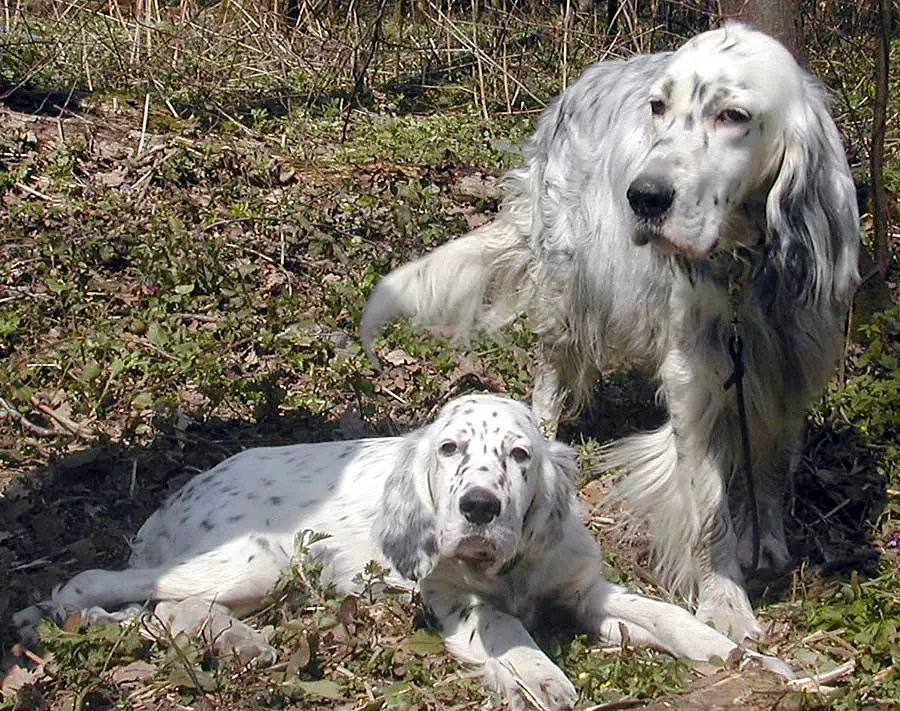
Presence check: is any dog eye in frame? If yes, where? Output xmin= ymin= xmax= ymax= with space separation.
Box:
xmin=510 ymin=446 xmax=530 ymax=463
xmin=650 ymin=99 xmax=666 ymax=117
xmin=439 ymin=440 xmax=458 ymax=456
xmin=717 ymin=108 xmax=751 ymax=124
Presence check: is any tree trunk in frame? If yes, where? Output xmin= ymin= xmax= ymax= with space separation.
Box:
xmin=871 ymin=0 xmax=892 ymax=275
xmin=717 ymin=0 xmax=803 ymax=63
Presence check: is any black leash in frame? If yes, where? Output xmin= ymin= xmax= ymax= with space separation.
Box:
xmin=723 ymin=325 xmax=760 ymax=572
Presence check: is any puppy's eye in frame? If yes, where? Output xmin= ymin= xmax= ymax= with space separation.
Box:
xmin=510 ymin=446 xmax=530 ymax=463
xmin=717 ymin=108 xmax=751 ymax=124
xmin=650 ymin=99 xmax=666 ymax=117
xmin=439 ymin=440 xmax=458 ymax=456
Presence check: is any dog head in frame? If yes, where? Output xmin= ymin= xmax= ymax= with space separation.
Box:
xmin=626 ymin=23 xmax=858 ymax=305
xmin=375 ymin=394 xmax=578 ymax=580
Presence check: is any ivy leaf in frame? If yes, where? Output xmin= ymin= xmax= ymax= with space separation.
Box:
xmin=291 ymin=678 xmax=344 ymax=699
xmin=407 ymin=629 xmax=444 ymax=656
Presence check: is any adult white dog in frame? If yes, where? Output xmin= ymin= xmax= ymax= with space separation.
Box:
xmin=361 ymin=24 xmax=860 ymax=642
xmin=14 ymin=394 xmax=791 ymax=710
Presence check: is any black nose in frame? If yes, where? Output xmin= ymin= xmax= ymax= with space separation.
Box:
xmin=627 ymin=175 xmax=675 ymax=219
xmin=459 ymin=487 xmax=501 ymax=524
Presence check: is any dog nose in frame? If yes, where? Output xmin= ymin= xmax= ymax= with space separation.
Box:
xmin=459 ymin=487 xmax=501 ymax=524
xmin=627 ymin=175 xmax=675 ymax=218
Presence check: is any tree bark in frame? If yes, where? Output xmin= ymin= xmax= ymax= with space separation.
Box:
xmin=871 ymin=0 xmax=892 ymax=274
xmin=717 ymin=0 xmax=803 ymax=63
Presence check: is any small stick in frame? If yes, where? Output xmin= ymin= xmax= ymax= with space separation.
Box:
xmin=14 ymin=181 xmax=57 ymax=202
xmin=0 ymin=396 xmax=57 ymax=437
xmin=137 ymin=93 xmax=150 ymax=156
xmin=31 ymin=399 xmax=94 ymax=440
xmin=787 ymin=659 xmax=856 ymax=691
xmin=129 ymin=459 xmax=138 ymax=498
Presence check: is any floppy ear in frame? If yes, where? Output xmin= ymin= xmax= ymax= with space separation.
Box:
xmin=374 ymin=432 xmax=440 ymax=581
xmin=522 ymin=439 xmax=579 ymax=548
xmin=764 ymin=74 xmax=860 ymax=308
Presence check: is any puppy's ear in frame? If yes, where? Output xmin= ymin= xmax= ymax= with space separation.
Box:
xmin=547 ymin=440 xmax=580 ymax=484
xmin=522 ymin=440 xmax=578 ymax=549
xmin=375 ymin=433 xmax=440 ymax=581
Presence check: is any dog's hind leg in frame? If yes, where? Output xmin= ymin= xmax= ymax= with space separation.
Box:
xmin=50 ymin=534 xmax=292 ymax=619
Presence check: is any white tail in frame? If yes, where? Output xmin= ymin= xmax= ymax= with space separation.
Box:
xmin=604 ymin=423 xmax=703 ymax=600
xmin=361 ymin=215 xmax=532 ymax=368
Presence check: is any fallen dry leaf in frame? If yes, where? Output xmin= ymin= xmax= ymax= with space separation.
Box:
xmin=103 ymin=660 xmax=158 ymax=685
xmin=1 ymin=663 xmax=46 ymax=700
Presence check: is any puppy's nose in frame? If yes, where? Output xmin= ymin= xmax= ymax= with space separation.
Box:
xmin=459 ymin=487 xmax=501 ymax=524
xmin=627 ymin=174 xmax=675 ymax=219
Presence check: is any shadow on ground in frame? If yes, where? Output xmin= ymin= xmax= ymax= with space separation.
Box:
xmin=0 ymin=403 xmax=415 ymax=657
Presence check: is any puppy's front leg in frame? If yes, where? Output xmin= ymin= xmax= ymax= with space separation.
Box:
xmin=426 ymin=589 xmax=577 ymax=711
xmin=580 ymin=577 xmax=794 ymax=679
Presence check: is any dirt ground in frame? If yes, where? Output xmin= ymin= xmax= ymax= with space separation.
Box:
xmin=1 ymin=92 xmax=897 ymax=711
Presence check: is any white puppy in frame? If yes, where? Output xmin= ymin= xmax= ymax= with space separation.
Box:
xmin=15 ymin=394 xmax=792 ymax=710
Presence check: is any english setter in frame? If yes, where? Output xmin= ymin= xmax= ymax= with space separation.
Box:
xmin=14 ymin=394 xmax=791 ymax=710
xmin=361 ymin=24 xmax=861 ymax=642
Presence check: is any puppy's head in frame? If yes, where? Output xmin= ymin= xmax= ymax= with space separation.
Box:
xmin=376 ymin=394 xmax=577 ymax=580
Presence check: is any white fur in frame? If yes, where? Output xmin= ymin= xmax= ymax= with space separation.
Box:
xmin=14 ymin=394 xmax=792 ymax=710
xmin=361 ymin=24 xmax=860 ymax=642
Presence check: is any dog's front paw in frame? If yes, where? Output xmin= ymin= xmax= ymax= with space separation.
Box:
xmin=696 ymin=578 xmax=762 ymax=642
xmin=488 ymin=651 xmax=578 ymax=711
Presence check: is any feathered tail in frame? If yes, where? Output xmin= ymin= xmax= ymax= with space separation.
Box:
xmin=604 ymin=423 xmax=704 ymax=601
xmin=361 ymin=213 xmax=533 ymax=367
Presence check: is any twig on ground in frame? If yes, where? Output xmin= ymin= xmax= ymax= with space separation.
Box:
xmin=129 ymin=458 xmax=138 ymax=498
xmin=10 ymin=558 xmax=53 ymax=572
xmin=0 ymin=396 xmax=57 ymax=438
xmin=787 ymin=659 xmax=856 ymax=692
xmin=583 ymin=699 xmax=644 ymax=711
xmin=14 ymin=182 xmax=58 ymax=202
xmin=137 ymin=92 xmax=150 ymax=156
xmin=377 ymin=385 xmax=409 ymax=406
xmin=30 ymin=397 xmax=95 ymax=440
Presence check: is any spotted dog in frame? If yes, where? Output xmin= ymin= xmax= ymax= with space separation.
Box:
xmin=14 ymin=394 xmax=791 ymax=710
xmin=361 ymin=24 xmax=860 ymax=642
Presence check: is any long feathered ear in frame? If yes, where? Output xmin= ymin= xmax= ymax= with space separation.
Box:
xmin=522 ymin=440 xmax=579 ymax=549
xmin=764 ymin=73 xmax=860 ymax=308
xmin=374 ymin=432 xmax=440 ymax=581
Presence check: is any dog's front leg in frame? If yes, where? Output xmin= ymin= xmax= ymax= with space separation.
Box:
xmin=425 ymin=587 xmax=577 ymax=711
xmin=660 ymin=346 xmax=762 ymax=642
xmin=575 ymin=575 xmax=794 ymax=678
xmin=531 ymin=352 xmax=567 ymax=438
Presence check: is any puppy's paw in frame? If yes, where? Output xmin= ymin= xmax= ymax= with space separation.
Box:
xmin=152 ymin=598 xmax=278 ymax=667
xmin=489 ymin=652 xmax=578 ymax=711
xmin=12 ymin=604 xmax=52 ymax=646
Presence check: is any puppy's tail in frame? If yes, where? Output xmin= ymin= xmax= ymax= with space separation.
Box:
xmin=603 ymin=423 xmax=703 ymax=601
xmin=361 ymin=212 xmax=532 ymax=368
